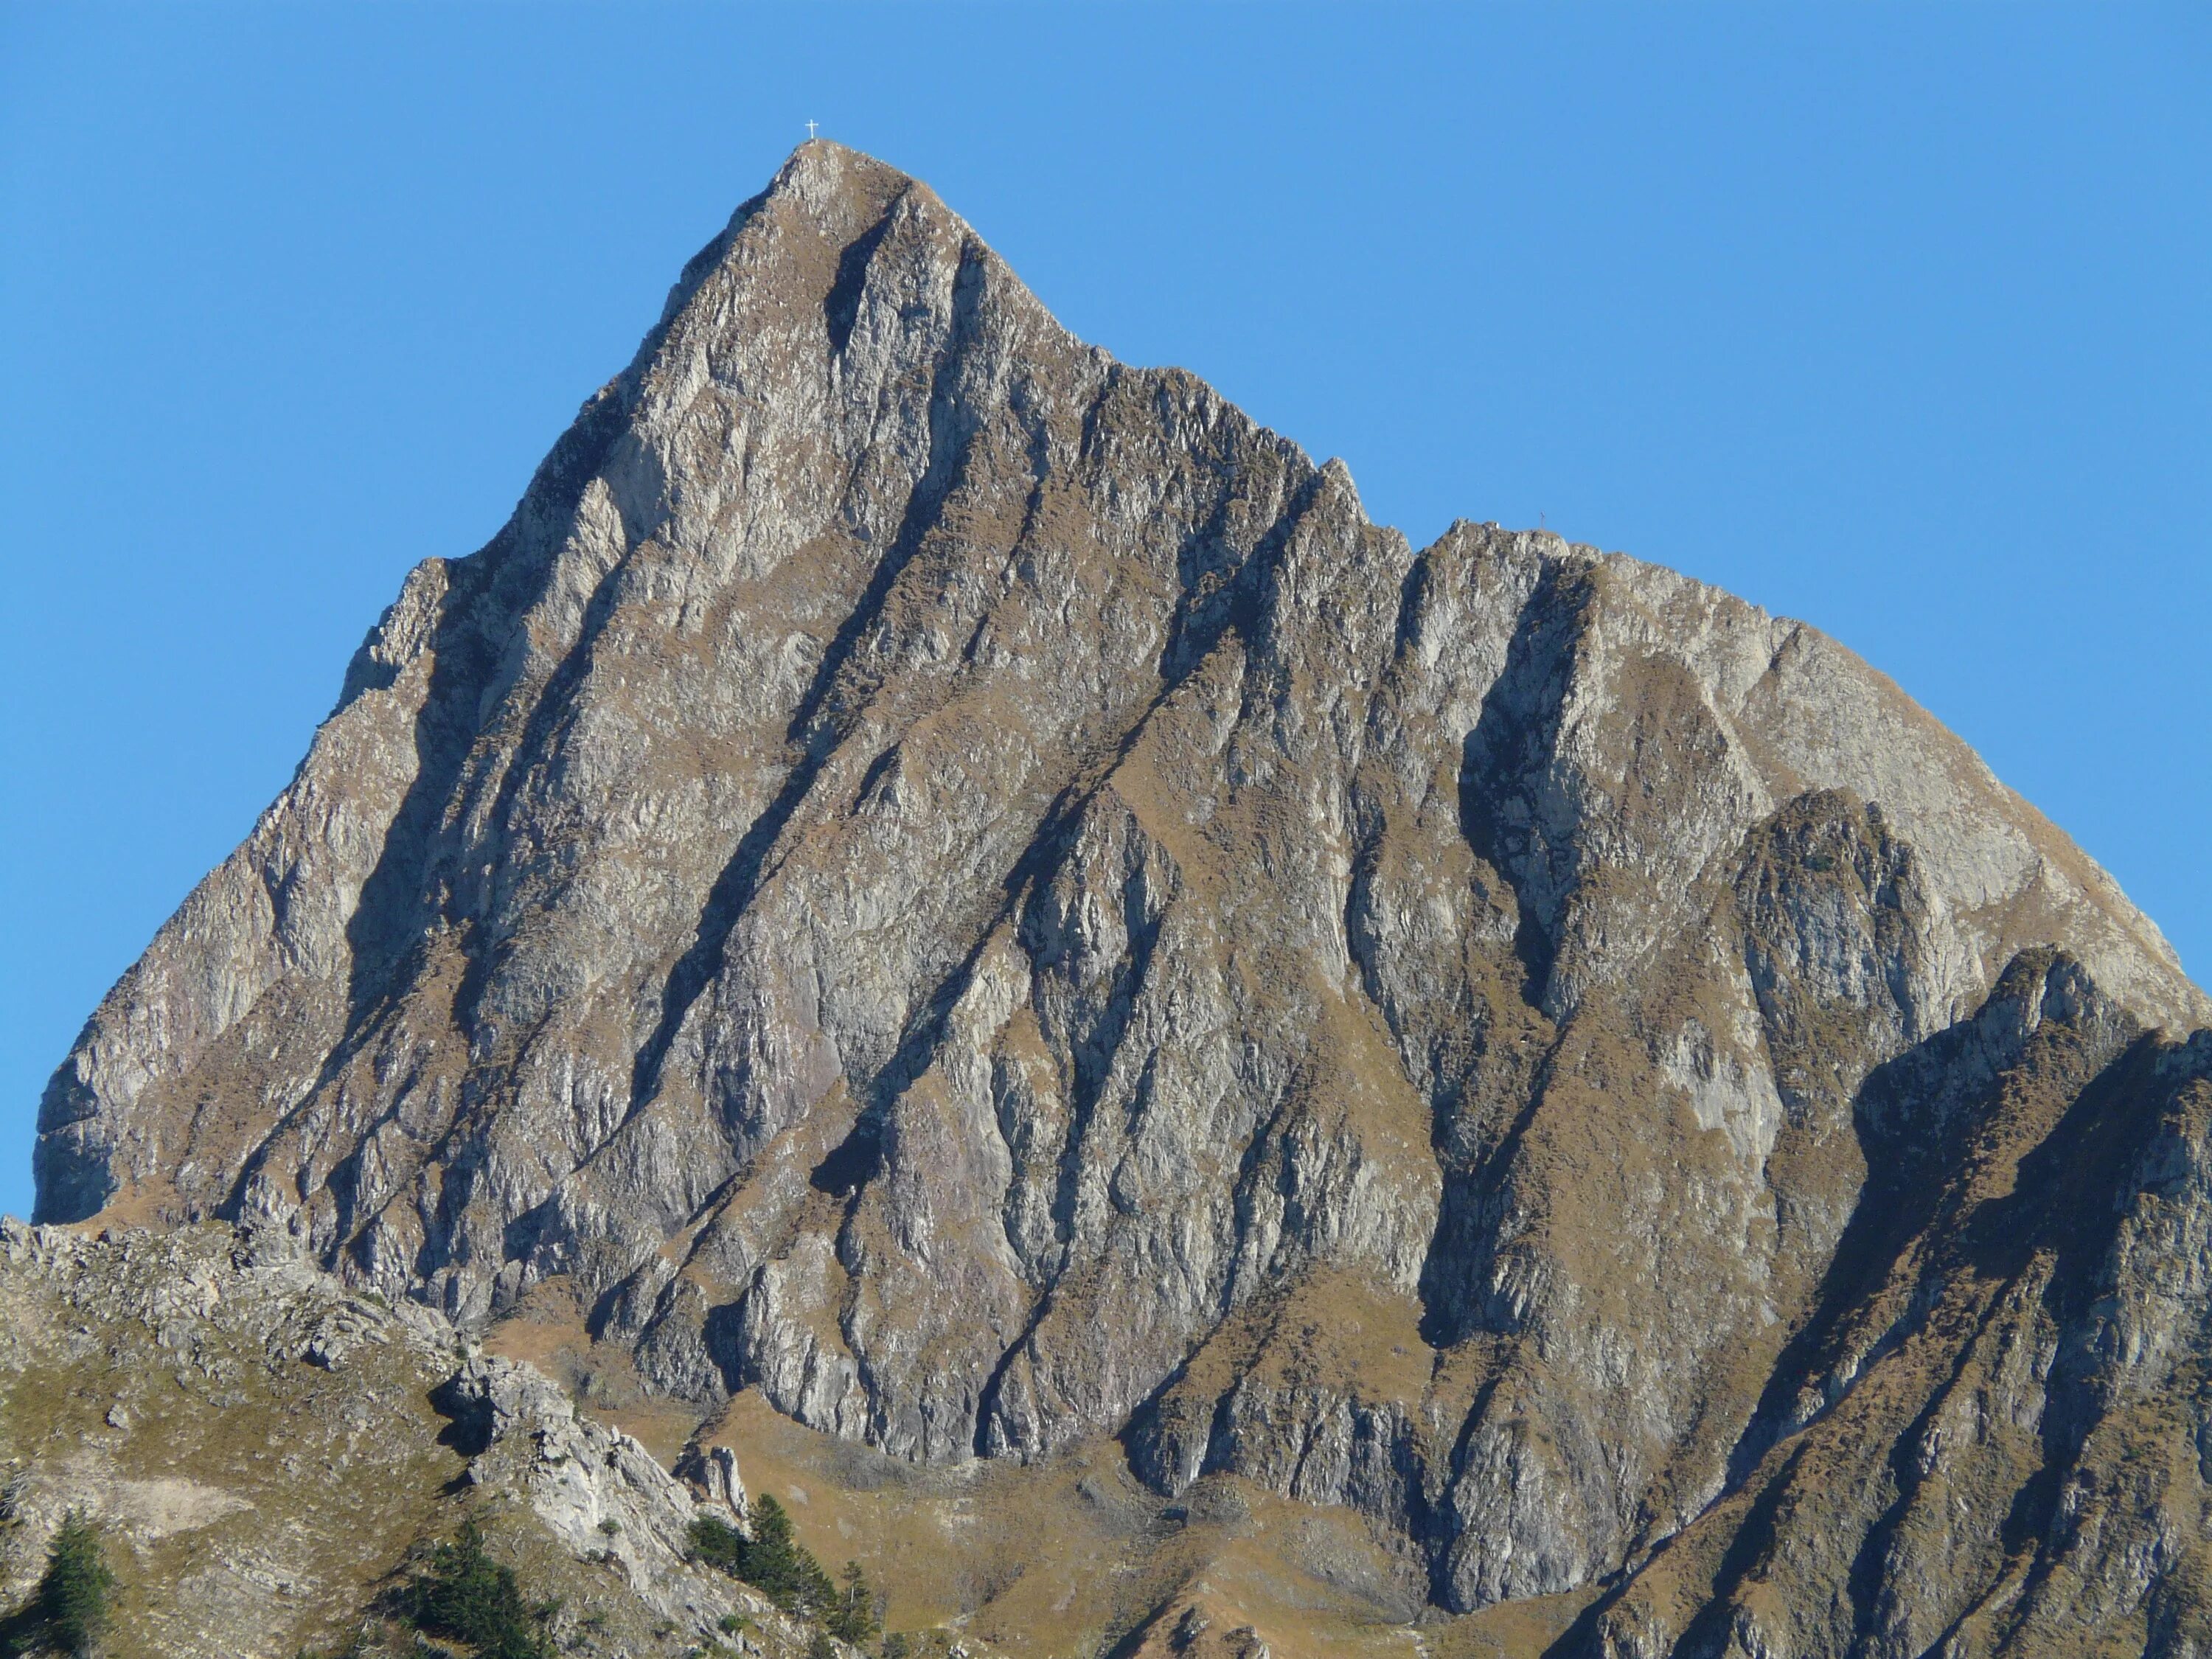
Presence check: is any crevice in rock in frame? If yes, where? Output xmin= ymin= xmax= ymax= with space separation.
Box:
xmin=824 ymin=194 xmax=903 ymax=360
xmin=1455 ymin=559 xmax=1595 ymax=1014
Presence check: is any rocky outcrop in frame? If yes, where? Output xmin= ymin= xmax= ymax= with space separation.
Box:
xmin=0 ymin=1222 xmax=794 ymax=1659
xmin=32 ymin=141 xmax=2212 ymax=1651
xmin=437 ymin=1352 xmax=776 ymax=1638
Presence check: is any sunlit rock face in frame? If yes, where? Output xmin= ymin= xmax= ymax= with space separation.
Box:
xmin=37 ymin=142 xmax=2212 ymax=1649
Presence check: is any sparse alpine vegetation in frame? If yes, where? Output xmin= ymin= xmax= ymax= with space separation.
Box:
xmin=0 ymin=1225 xmax=801 ymax=1659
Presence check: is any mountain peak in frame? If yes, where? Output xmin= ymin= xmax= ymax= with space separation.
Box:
xmin=30 ymin=144 xmax=2212 ymax=1655
xmin=765 ymin=136 xmax=928 ymax=229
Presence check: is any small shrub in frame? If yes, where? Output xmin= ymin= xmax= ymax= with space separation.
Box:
xmin=597 ymin=1517 xmax=622 ymax=1536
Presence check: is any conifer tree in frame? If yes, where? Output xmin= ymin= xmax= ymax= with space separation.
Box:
xmin=35 ymin=1514 xmax=114 ymax=1658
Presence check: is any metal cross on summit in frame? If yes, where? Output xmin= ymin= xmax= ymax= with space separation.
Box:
xmin=805 ymin=119 xmax=818 ymax=140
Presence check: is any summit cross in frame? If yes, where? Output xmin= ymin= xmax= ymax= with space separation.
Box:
xmin=805 ymin=119 xmax=818 ymax=140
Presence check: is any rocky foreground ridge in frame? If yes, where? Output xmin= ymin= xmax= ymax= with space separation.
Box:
xmin=31 ymin=142 xmax=2212 ymax=1655
xmin=0 ymin=1221 xmax=815 ymax=1659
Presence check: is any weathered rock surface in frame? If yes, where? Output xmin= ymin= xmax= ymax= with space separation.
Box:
xmin=33 ymin=141 xmax=2212 ymax=1652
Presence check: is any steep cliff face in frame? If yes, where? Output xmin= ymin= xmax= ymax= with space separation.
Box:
xmin=35 ymin=142 xmax=2212 ymax=1650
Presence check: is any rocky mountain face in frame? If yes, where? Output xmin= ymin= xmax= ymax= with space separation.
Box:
xmin=33 ymin=142 xmax=2212 ymax=1655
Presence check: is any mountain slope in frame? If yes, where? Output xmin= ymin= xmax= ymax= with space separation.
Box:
xmin=34 ymin=142 xmax=2212 ymax=1652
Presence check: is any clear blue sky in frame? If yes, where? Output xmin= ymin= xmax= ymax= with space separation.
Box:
xmin=3 ymin=4 xmax=2206 ymax=1223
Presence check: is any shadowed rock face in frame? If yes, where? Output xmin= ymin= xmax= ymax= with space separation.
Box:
xmin=35 ymin=143 xmax=2212 ymax=1649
